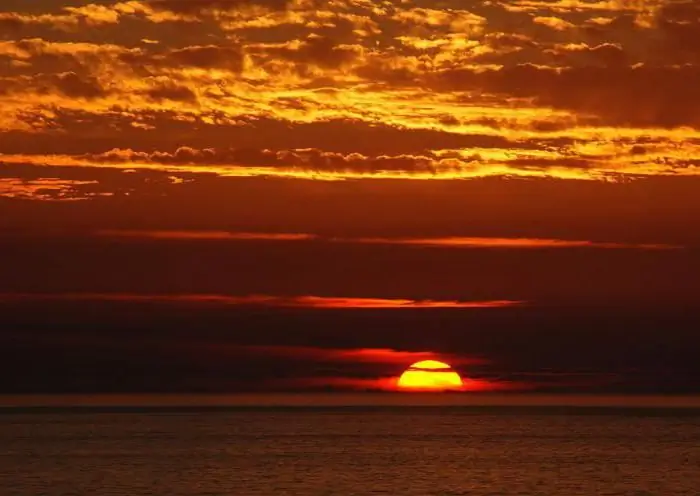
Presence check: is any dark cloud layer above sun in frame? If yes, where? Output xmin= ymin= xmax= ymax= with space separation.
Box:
xmin=2 ymin=297 xmax=700 ymax=394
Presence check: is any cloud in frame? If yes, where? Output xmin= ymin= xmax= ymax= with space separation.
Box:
xmin=656 ymin=0 xmax=700 ymax=63
xmin=0 ymin=12 xmax=79 ymax=31
xmin=52 ymin=71 xmax=107 ymax=98
xmin=5 ymin=131 xmax=700 ymax=181
xmin=0 ymin=106 xmax=540 ymax=156
xmin=146 ymin=0 xmax=292 ymax=16
xmin=10 ymin=134 xmax=700 ymax=179
xmin=504 ymin=0 xmax=664 ymax=15
xmin=0 ymin=72 xmax=109 ymax=100
xmin=391 ymin=7 xmax=486 ymax=32
xmin=0 ymin=3 xmax=164 ymax=32
xmin=0 ymin=293 xmax=523 ymax=309
xmin=74 ymin=144 xmax=664 ymax=179
xmin=262 ymin=35 xmax=364 ymax=70
xmin=544 ymin=42 xmax=627 ymax=66
xmin=62 ymin=4 xmax=122 ymax=25
xmin=227 ymin=345 xmax=487 ymax=366
xmin=0 ymin=39 xmax=135 ymax=76
xmin=73 ymin=146 xmax=464 ymax=177
xmin=2 ymin=0 xmax=700 ymax=188
xmin=351 ymin=236 xmax=681 ymax=251
xmin=533 ymin=16 xmax=575 ymax=31
xmin=117 ymin=44 xmax=245 ymax=73
xmin=146 ymin=81 xmax=198 ymax=102
xmin=98 ymin=229 xmax=315 ymax=241
xmin=0 ymin=178 xmax=105 ymax=201
xmin=167 ymin=44 xmax=244 ymax=70
xmin=435 ymin=63 xmax=700 ymax=127
xmin=276 ymin=375 xmax=514 ymax=392
xmin=96 ymin=229 xmax=683 ymax=251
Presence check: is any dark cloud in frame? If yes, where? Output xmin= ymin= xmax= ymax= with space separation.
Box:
xmin=264 ymin=36 xmax=363 ymax=70
xmin=0 ymin=71 xmax=108 ymax=99
xmin=81 ymin=146 xmax=449 ymax=174
xmin=118 ymin=44 xmax=245 ymax=73
xmin=0 ymin=177 xmax=106 ymax=201
xmin=484 ymin=32 xmax=539 ymax=50
xmin=52 ymin=71 xmax=106 ymax=98
xmin=545 ymin=42 xmax=627 ymax=67
xmin=0 ymin=39 xmax=118 ymax=77
xmin=0 ymin=231 xmax=699 ymax=306
xmin=2 ymin=297 xmax=700 ymax=393
xmin=80 ymin=141 xmax=698 ymax=177
xmin=0 ymin=12 xmax=77 ymax=33
xmin=146 ymin=82 xmax=197 ymax=102
xmin=167 ymin=44 xmax=244 ymax=70
xmin=657 ymin=0 xmax=700 ymax=63
xmin=1 ymin=108 xmax=531 ymax=155
xmin=4 ymin=162 xmax=700 ymax=247
xmin=0 ymin=13 xmax=26 ymax=32
xmin=0 ymin=40 xmax=244 ymax=79
xmin=435 ymin=63 xmax=700 ymax=127
xmin=147 ymin=0 xmax=291 ymax=14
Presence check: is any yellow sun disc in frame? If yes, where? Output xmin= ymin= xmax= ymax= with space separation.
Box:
xmin=397 ymin=360 xmax=463 ymax=391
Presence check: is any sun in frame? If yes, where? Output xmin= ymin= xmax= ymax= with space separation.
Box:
xmin=396 ymin=360 xmax=464 ymax=391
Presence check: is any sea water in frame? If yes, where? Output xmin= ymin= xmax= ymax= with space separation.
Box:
xmin=1 ymin=406 xmax=699 ymax=495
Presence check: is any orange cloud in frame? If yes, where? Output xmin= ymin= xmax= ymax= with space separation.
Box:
xmin=0 ymin=293 xmax=523 ymax=309
xmin=278 ymin=376 xmax=523 ymax=392
xmin=147 ymin=0 xmax=292 ymax=15
xmin=260 ymin=36 xmax=364 ymax=69
xmin=7 ymin=140 xmax=700 ymax=182
xmin=352 ymin=236 xmax=681 ymax=251
xmin=229 ymin=345 xmax=487 ymax=366
xmin=432 ymin=64 xmax=700 ymax=128
xmin=97 ymin=230 xmax=315 ymax=241
xmin=505 ymin=0 xmax=663 ymax=14
xmin=533 ymin=16 xmax=575 ymax=31
xmin=0 ymin=178 xmax=106 ymax=201
xmin=95 ymin=230 xmax=682 ymax=250
xmin=544 ymin=42 xmax=626 ymax=66
xmin=2 ymin=0 xmax=700 ymax=190
xmin=391 ymin=7 xmax=485 ymax=32
xmin=0 ymin=12 xmax=79 ymax=31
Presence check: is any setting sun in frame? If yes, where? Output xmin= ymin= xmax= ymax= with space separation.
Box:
xmin=397 ymin=360 xmax=464 ymax=391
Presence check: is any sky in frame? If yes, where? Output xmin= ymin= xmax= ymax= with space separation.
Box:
xmin=1 ymin=0 xmax=699 ymax=394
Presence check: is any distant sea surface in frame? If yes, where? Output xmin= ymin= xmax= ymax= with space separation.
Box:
xmin=1 ymin=396 xmax=700 ymax=495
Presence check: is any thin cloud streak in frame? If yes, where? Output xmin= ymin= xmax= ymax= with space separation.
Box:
xmin=353 ymin=236 xmax=681 ymax=251
xmin=97 ymin=229 xmax=682 ymax=250
xmin=6 ymin=143 xmax=700 ymax=181
xmin=226 ymin=345 xmax=488 ymax=366
xmin=0 ymin=293 xmax=523 ymax=309
xmin=98 ymin=229 xmax=315 ymax=241
xmin=275 ymin=376 xmax=528 ymax=392
xmin=0 ymin=178 xmax=106 ymax=201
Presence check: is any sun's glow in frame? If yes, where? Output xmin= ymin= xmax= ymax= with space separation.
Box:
xmin=396 ymin=360 xmax=464 ymax=391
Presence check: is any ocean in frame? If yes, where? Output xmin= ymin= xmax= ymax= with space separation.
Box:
xmin=1 ymin=398 xmax=700 ymax=495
